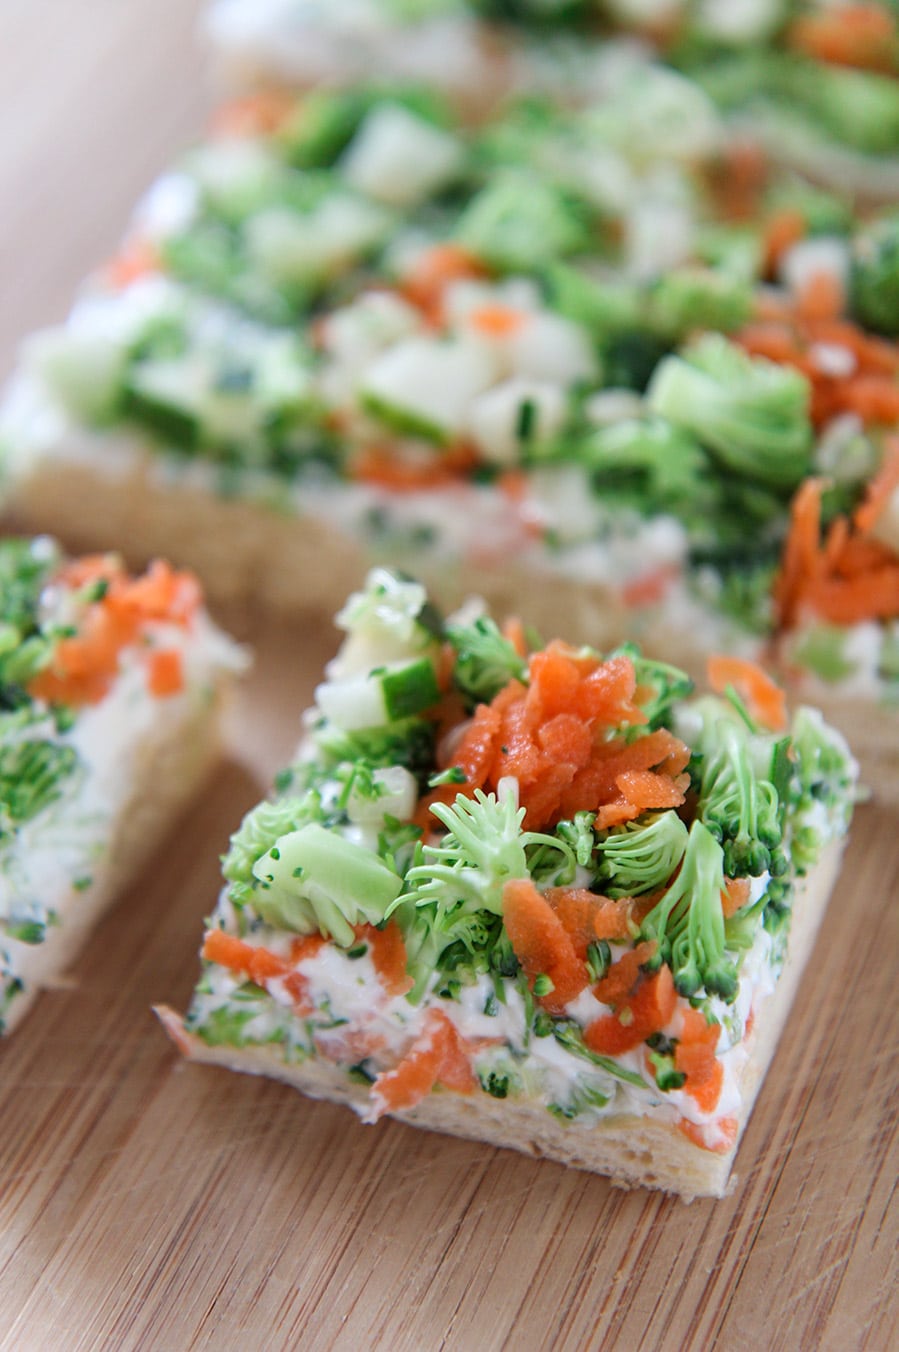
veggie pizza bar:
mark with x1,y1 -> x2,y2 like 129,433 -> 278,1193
1,66 -> 897,791
204,1 -> 899,203
158,570 -> 859,1199
0,538 -> 243,1033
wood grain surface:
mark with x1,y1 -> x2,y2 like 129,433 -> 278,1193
0,6 -> 897,1350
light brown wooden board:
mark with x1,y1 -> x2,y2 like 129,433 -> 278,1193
1,6 -> 897,1350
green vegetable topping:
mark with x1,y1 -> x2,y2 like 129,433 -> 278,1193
647,334 -> 813,490
640,819 -> 739,1002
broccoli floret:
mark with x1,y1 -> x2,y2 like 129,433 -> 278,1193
781,59 -> 899,157
446,614 -> 528,708
395,786 -> 574,994
610,645 -> 694,726
0,737 -> 80,839
252,824 -> 404,946
640,819 -> 739,1002
851,212 -> 899,337
786,707 -> 857,873
697,719 -> 787,878
314,717 -> 437,792
646,334 -> 813,490
543,262 -> 642,343
584,416 -> 719,526
648,267 -> 753,341
404,786 -> 573,920
597,810 -> 689,899
222,789 -> 328,886
454,170 -> 591,272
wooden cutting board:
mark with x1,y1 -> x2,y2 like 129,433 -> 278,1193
0,6 -> 896,1349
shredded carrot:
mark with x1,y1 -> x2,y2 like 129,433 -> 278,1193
774,474 -> 899,631
104,237 -> 161,290
707,139 -> 768,222
401,243 -> 488,324
721,877 -> 752,919
585,962 -> 677,1056
855,437 -> 899,534
359,922 -> 414,998
544,887 -> 635,953
501,616 -> 528,658
621,564 -> 678,608
677,1115 -> 738,1155
468,303 -> 527,338
502,878 -> 588,1013
210,90 -> 296,138
419,645 -> 689,834
736,310 -> 899,432
146,648 -> 184,698
202,930 -> 290,984
788,5 -> 897,73
795,269 -> 845,324
763,209 -> 806,276
349,441 -> 480,492
593,940 -> 657,1007
707,655 -> 787,731
29,558 -> 201,707
367,1009 -> 475,1119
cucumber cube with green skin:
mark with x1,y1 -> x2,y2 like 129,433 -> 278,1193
26,329 -> 128,425
246,196 -> 392,290
340,103 -> 465,209
360,336 -> 498,445
315,657 -> 440,731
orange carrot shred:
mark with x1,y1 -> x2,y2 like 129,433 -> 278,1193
707,655 -> 787,731
502,877 -> 588,1012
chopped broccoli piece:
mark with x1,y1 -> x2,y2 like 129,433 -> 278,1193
445,614 -> 528,708
782,58 -> 899,157
583,416 -> 719,527
404,786 -> 573,921
610,645 -> 694,726
222,786 -> 328,887
252,823 -> 404,946
314,717 -> 436,792
641,819 -> 739,1002
851,212 -> 899,337
0,739 -> 80,839
455,171 -> 591,272
648,267 -> 753,340
647,334 -> 813,490
786,707 -> 856,873
543,262 -> 641,342
697,718 -> 786,878
597,810 -> 689,899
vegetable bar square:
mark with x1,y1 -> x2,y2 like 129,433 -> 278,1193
0,538 -> 244,1033
2,61 -> 897,796
158,570 -> 858,1200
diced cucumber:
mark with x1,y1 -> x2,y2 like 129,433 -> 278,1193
186,141 -> 284,223
360,336 -> 497,445
340,103 -> 465,208
346,766 -> 419,827
246,196 -> 391,289
468,377 -> 566,466
316,656 -> 440,731
504,312 -> 597,385
123,357 -> 206,449
26,328 -> 128,424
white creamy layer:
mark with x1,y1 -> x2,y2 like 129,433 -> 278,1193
191,884 -> 789,1138
0,606 -> 245,938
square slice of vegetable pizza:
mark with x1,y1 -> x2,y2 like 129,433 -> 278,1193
0,537 -> 245,1033
158,569 -> 858,1199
